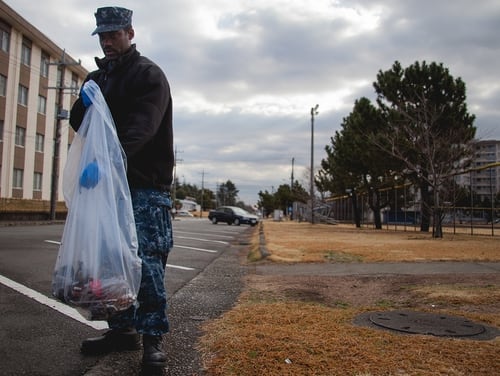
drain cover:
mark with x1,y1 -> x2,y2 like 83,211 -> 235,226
369,310 -> 486,337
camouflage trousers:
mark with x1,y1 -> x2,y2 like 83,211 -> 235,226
108,189 -> 173,336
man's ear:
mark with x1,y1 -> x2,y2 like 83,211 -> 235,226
128,27 -> 135,41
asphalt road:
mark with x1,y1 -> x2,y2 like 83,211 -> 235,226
0,218 -> 251,376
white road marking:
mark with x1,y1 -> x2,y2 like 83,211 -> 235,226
44,240 -> 61,245
174,245 -> 217,253
175,236 -> 229,244
166,264 -> 195,271
0,274 -> 108,330
174,230 -> 234,239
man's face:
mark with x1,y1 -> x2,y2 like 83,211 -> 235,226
98,28 -> 134,60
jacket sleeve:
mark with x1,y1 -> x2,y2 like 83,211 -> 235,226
70,74 -> 92,132
69,97 -> 87,132
119,64 -> 170,158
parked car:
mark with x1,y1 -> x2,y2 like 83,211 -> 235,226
208,206 -> 259,226
176,210 -> 194,217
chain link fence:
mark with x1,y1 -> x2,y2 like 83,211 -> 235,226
295,164 -> 500,237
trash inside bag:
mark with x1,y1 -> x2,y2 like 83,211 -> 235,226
52,80 -> 141,321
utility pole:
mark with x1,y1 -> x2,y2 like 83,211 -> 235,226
199,170 -> 206,218
310,104 -> 319,224
290,157 -> 295,220
172,146 -> 183,210
215,182 -> 219,207
48,50 -> 80,220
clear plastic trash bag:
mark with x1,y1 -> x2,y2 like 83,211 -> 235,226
52,80 -> 141,321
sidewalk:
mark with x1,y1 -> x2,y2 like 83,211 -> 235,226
253,261 -> 500,276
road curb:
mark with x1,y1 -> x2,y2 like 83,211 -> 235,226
258,222 -> 270,259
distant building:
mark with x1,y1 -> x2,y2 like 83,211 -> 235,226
0,2 -> 88,202
471,140 -> 500,200
456,139 -> 500,201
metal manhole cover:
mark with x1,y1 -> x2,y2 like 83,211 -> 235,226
369,310 -> 486,337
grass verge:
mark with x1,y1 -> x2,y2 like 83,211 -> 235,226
198,220 -> 500,375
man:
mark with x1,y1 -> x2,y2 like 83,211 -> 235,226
69,6 -> 174,370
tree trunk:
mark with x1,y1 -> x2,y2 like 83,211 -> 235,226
351,192 -> 361,228
373,208 -> 382,229
420,181 -> 431,232
432,207 -> 443,238
368,189 -> 383,229
432,189 -> 443,238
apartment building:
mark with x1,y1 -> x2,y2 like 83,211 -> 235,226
454,139 -> 500,202
471,140 -> 500,201
0,1 -> 87,204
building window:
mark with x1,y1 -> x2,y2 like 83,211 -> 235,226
33,172 -> 42,191
18,85 -> 28,106
41,52 -> 50,77
0,74 -> 6,96
0,28 -> 9,53
21,39 -> 31,66
35,133 -> 44,152
57,67 -> 62,86
38,95 -> 47,114
71,73 -> 79,96
15,126 -> 25,146
13,168 -> 23,189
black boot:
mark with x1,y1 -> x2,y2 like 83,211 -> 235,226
81,328 -> 141,355
142,335 -> 167,368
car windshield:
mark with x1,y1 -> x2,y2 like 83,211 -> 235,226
232,207 -> 250,215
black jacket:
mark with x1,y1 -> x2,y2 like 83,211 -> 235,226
70,45 -> 174,191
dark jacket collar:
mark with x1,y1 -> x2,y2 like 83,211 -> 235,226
95,44 -> 139,72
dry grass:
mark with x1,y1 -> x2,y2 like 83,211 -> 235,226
198,220 -> 500,376
262,221 -> 500,263
201,303 -> 499,376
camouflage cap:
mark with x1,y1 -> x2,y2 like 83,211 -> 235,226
92,7 -> 133,35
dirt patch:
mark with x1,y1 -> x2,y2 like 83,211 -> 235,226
245,273 -> 500,314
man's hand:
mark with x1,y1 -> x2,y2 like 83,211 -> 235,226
79,161 -> 100,188
81,89 -> 92,108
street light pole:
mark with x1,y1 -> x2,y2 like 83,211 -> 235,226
310,104 -> 319,224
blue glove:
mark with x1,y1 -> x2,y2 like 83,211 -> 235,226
79,161 -> 100,189
81,89 -> 92,108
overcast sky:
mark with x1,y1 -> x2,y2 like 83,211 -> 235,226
5,0 -> 500,205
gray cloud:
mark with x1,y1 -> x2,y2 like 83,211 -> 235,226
6,0 -> 499,205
